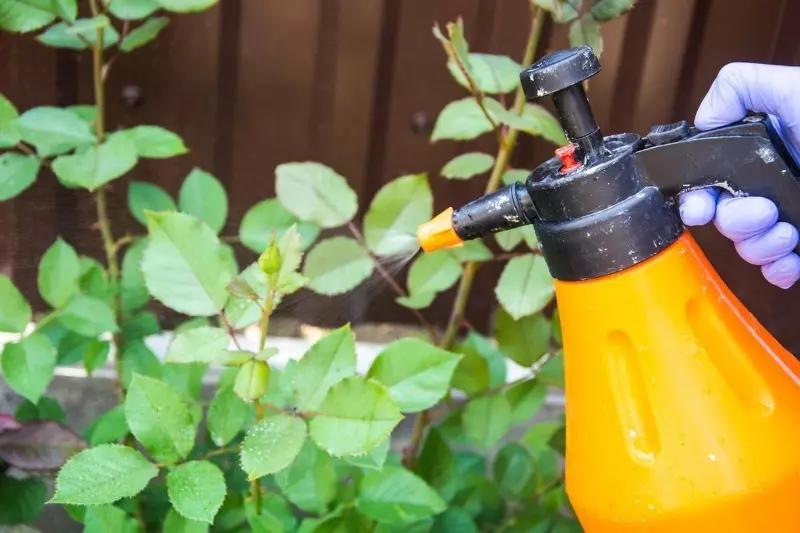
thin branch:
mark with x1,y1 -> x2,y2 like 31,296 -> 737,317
218,311 -> 243,350
346,221 -> 441,344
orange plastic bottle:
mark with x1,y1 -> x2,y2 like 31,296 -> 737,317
556,232 -> 800,532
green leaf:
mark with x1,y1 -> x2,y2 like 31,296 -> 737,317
37,17 -> 120,50
120,340 -> 162,388
165,326 -> 229,364
302,237 -> 373,295
0,152 -> 39,201
533,0 -> 580,22
164,508 -> 209,533
15,396 -> 66,424
493,443 -> 534,497
538,350 -> 565,388
495,307 -> 551,367
447,240 -> 493,262
124,374 -> 196,462
178,168 -> 228,233
86,405 -> 129,446
37,237 -> 80,308
416,428 -> 458,502
66,105 -> 96,126
0,0 -> 56,33
121,310 -> 160,342
51,0 -> 77,22
407,250 -> 462,295
109,0 -> 159,20
83,340 -> 111,375
163,362 -> 207,399
0,475 -> 46,525
52,133 -> 138,190
274,439 -> 337,514
247,494 -> 298,532
505,379 -> 548,425
395,291 -> 436,310
515,103 -> 568,146
502,168 -> 530,186
343,435 -> 390,471
431,97 -> 496,142
463,394 -> 511,449
1,333 -> 55,403
240,413 -> 307,480
450,342 -> 490,396
167,460 -> 226,524
120,238 -> 149,312
495,254 -> 554,320
440,152 -> 494,180
367,338 -> 461,412
592,0 -> 636,20
122,124 -> 187,159
0,94 -> 21,148
78,257 -> 111,302
357,466 -> 446,526
446,53 -> 522,94
142,211 -> 234,316
84,505 -> 138,533
50,444 -> 158,505
128,181 -> 175,226
432,508 -> 478,533
464,332 -> 506,387
364,173 -> 432,256
207,386 -> 248,447
59,294 -> 118,336
156,0 -> 217,13
308,377 -> 402,457
522,421 -> 562,453
239,198 -> 320,253
120,16 -> 169,51
233,360 -> 270,401
569,13 -> 603,59
0,274 -> 31,332
275,162 -> 357,228
289,324 -> 356,411
494,226 -> 538,252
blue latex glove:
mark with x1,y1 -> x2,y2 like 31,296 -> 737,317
678,62 -> 800,289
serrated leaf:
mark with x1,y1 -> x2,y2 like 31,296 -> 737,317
431,98 -> 496,142
289,324 -> 356,411
163,362 -> 207,399
451,341 -> 490,396
407,250 -> 462,295
59,294 -> 119,336
120,238 -> 149,312
275,162 -> 357,228
50,444 -> 157,504
463,394 -> 511,449
167,460 -> 226,523
37,17 -> 120,50
592,0 -> 636,19
495,254 -> 554,319
0,0 -> 56,33
178,168 -> 228,233
569,13 -> 603,58
207,386 -> 248,447
0,419 -> 84,472
533,0 -> 581,23
165,326 -> 229,364
84,505 -> 138,533
364,173 -> 432,256
495,307 -> 551,367
240,413 -> 307,480
367,338 -> 461,412
124,374 -> 196,462
121,310 -> 160,342
120,340 -> 163,389
344,435 -> 390,471
164,508 -> 209,533
357,466 -> 447,526
0,273 -> 30,332
78,257 -> 111,302
156,0 -> 217,13
233,360 -> 270,401
142,211 -> 234,316
440,152 -> 494,180
308,377 -> 402,457
0,476 -> 46,525
37,237 -> 80,308
1,333 -> 56,403
0,152 -> 39,201
51,0 -> 77,22
446,53 -> 522,94
505,379 -> 547,425
395,291 -> 436,310
52,133 -> 138,190
120,16 -> 169,51
66,105 -> 96,126
506,103 -> 568,146
302,236 -> 373,295
109,0 -> 159,20
239,198 -> 320,253
86,405 -> 129,446
0,94 -> 21,148
274,439 -> 337,513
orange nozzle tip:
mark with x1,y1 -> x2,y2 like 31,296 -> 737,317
417,207 -> 463,253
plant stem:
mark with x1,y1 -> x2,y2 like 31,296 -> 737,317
346,221 -> 440,344
251,400 -> 265,515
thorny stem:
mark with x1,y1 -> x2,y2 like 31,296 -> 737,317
346,221 -> 441,344
405,5 -> 546,465
218,311 -> 243,350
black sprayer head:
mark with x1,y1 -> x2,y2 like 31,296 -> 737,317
417,45 -> 800,282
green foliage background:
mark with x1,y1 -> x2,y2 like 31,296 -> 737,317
0,0 -> 635,531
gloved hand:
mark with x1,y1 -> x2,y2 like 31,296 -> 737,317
678,62 -> 800,289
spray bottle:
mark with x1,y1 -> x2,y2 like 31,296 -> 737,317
416,46 -> 800,533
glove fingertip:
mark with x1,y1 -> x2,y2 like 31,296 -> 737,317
761,253 -> 800,289
714,195 -> 779,241
678,189 -> 717,226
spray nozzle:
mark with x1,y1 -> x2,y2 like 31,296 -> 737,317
417,182 -> 537,253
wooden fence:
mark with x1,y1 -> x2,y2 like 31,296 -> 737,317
1,0 -> 799,353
